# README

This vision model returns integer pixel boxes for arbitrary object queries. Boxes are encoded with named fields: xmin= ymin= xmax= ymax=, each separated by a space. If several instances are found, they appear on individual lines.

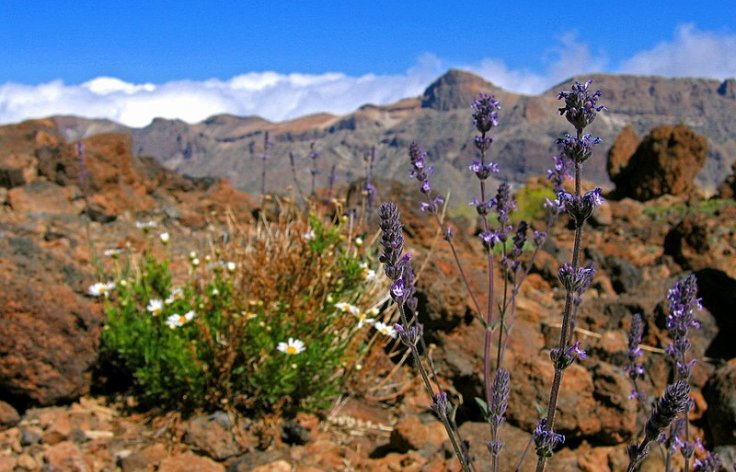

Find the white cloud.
xmin=0 ymin=66 xmax=441 ymax=128
xmin=618 ymin=23 xmax=736 ymax=79
xmin=0 ymin=25 xmax=732 ymax=128
xmin=468 ymin=32 xmax=609 ymax=94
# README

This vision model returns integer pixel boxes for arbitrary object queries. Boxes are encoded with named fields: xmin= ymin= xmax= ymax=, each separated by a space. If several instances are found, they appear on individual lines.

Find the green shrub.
xmin=95 ymin=207 xmax=386 ymax=415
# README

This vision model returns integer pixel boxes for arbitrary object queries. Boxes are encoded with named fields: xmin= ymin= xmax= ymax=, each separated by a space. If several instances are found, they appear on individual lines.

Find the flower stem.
xmin=536 ymin=130 xmax=586 ymax=472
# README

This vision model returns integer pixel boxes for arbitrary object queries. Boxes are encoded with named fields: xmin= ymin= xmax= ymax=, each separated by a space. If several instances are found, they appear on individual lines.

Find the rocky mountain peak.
xmin=420 ymin=69 xmax=507 ymax=111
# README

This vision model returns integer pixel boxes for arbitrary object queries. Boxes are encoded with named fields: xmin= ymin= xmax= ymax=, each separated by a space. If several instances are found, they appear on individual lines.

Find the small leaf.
xmin=475 ymin=396 xmax=490 ymax=416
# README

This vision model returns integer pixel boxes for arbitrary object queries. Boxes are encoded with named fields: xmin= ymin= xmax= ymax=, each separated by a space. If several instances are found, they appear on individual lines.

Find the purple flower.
xmin=489 ymin=368 xmax=510 ymax=428
xmin=546 ymin=154 xmax=574 ymax=193
xmin=557 ymin=188 xmax=604 ymax=225
xmin=693 ymin=450 xmax=721 ymax=471
xmin=394 ymin=322 xmax=423 ymax=347
xmin=645 ymin=380 xmax=691 ymax=442
xmin=558 ymin=262 xmax=596 ymax=294
xmin=469 ymin=160 xmax=499 ymax=180
xmin=625 ymin=313 xmax=646 ymax=399
xmin=533 ymin=418 xmax=565 ymax=459
xmin=557 ymin=80 xmax=606 ymax=131
xmin=550 ymin=341 xmax=587 ymax=370
xmin=420 ymin=194 xmax=444 ymax=213
xmin=480 ymin=230 xmax=501 ymax=251
xmin=431 ymin=391 xmax=449 ymax=418
xmin=628 ymin=380 xmax=691 ymax=470
xmin=533 ymin=230 xmax=547 ymax=247
xmin=409 ymin=143 xmax=433 ymax=183
xmin=474 ymin=135 xmax=493 ymax=152
xmin=379 ymin=203 xmax=418 ymax=308
xmin=471 ymin=93 xmax=501 ymax=133
xmin=557 ymin=133 xmax=602 ymax=164
xmin=470 ymin=197 xmax=493 ymax=215
xmin=665 ymin=275 xmax=702 ymax=378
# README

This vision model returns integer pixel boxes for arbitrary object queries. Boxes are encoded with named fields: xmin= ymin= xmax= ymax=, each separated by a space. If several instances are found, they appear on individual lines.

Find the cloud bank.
xmin=1 ymin=24 xmax=734 ymax=128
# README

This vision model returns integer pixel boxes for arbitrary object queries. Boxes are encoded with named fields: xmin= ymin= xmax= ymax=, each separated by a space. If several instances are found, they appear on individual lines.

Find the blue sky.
xmin=1 ymin=1 xmax=735 ymax=126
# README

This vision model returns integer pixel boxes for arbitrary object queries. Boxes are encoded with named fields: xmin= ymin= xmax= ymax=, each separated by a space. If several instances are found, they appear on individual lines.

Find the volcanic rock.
xmin=704 ymin=360 xmax=736 ymax=446
xmin=606 ymin=124 xmax=640 ymax=182
xmin=610 ymin=124 xmax=709 ymax=201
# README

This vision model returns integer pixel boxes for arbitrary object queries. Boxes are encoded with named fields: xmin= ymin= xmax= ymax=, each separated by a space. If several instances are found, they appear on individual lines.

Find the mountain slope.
xmin=50 ymin=70 xmax=736 ymax=206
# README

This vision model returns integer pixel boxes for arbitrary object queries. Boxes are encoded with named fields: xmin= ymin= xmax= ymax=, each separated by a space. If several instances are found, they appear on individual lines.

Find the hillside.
xmin=52 ymin=70 xmax=736 ymax=208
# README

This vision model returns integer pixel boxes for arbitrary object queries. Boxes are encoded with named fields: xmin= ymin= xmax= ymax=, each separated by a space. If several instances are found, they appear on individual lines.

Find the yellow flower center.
xmin=286 ymin=346 xmax=298 ymax=355
xmin=178 ymin=315 xmax=187 ymax=324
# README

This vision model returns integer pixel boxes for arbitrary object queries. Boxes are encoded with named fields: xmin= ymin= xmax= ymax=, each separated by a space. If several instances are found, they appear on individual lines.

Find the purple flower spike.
xmin=534 ymin=418 xmax=565 ymax=459
xmin=558 ymin=262 xmax=596 ymax=294
xmin=431 ymin=391 xmax=449 ymax=418
xmin=664 ymin=275 xmax=702 ymax=377
xmin=557 ymin=80 xmax=606 ymax=131
xmin=480 ymin=230 xmax=501 ymax=251
xmin=471 ymin=93 xmax=501 ymax=133
xmin=469 ymin=160 xmax=499 ymax=180
xmin=490 ymin=368 xmax=510 ymax=428
xmin=557 ymin=133 xmax=602 ymax=164
xmin=625 ymin=313 xmax=646 ymax=399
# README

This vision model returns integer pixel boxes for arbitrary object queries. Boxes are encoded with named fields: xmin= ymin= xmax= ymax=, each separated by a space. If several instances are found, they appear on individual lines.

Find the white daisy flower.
xmin=166 ymin=310 xmax=195 ymax=329
xmin=354 ymin=237 xmax=364 ymax=247
xmin=374 ymin=321 xmax=397 ymax=339
xmin=88 ymin=282 xmax=115 ymax=298
xmin=103 ymin=248 xmax=122 ymax=258
xmin=164 ymin=287 xmax=184 ymax=305
xmin=191 ymin=257 xmax=200 ymax=267
xmin=277 ymin=337 xmax=306 ymax=355
xmin=226 ymin=261 xmax=237 ymax=273
xmin=159 ymin=232 xmax=170 ymax=244
xmin=147 ymin=299 xmax=164 ymax=316
xmin=354 ymin=311 xmax=375 ymax=329
xmin=303 ymin=229 xmax=315 ymax=241
xmin=334 ymin=302 xmax=360 ymax=316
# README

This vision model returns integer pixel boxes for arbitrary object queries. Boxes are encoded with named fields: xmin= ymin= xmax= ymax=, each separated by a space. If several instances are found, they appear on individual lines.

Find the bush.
xmin=95 ymin=205 xmax=386 ymax=415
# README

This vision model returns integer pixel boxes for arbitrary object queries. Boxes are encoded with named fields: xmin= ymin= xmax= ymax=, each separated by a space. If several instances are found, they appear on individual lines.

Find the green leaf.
xmin=474 ymin=396 xmax=490 ymax=416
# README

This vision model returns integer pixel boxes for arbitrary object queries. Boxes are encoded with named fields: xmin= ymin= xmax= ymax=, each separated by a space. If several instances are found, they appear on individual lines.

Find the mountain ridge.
xmin=26 ymin=70 xmax=736 ymax=205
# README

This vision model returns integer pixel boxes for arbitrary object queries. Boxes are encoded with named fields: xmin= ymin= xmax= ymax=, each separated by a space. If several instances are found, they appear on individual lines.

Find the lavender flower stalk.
xmin=378 ymin=202 xmax=471 ymax=471
xmin=260 ymin=131 xmax=272 ymax=200
xmin=626 ymin=380 xmax=691 ymax=472
xmin=488 ymin=368 xmax=510 ymax=472
xmin=536 ymin=81 xmax=605 ymax=471
xmin=662 ymin=274 xmax=703 ymax=471
xmin=363 ymin=146 xmax=376 ymax=217
xmin=625 ymin=313 xmax=646 ymax=402
xmin=308 ymin=142 xmax=320 ymax=196
xmin=288 ymin=152 xmax=305 ymax=200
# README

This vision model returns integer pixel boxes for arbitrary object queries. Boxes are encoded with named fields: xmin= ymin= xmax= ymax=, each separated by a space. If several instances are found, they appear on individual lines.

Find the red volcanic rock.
xmin=158 ymin=453 xmax=224 ymax=472
xmin=664 ymin=206 xmax=736 ymax=279
xmin=704 ymin=360 xmax=736 ymax=446
xmin=611 ymin=124 xmax=709 ymax=201
xmin=606 ymin=124 xmax=640 ymax=181
xmin=0 ymin=400 xmax=20 ymax=430
xmin=0 ymin=238 xmax=103 ymax=405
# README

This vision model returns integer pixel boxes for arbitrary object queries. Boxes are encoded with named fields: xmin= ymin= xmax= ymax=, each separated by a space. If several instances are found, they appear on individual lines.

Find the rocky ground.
xmin=1 ymin=119 xmax=735 ymax=471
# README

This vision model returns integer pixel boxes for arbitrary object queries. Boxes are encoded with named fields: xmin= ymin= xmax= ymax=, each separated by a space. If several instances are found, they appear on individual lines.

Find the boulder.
xmin=704 ymin=360 xmax=736 ymax=445
xmin=611 ymin=124 xmax=708 ymax=201
xmin=0 ymin=236 xmax=103 ymax=406
xmin=606 ymin=124 xmax=640 ymax=181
